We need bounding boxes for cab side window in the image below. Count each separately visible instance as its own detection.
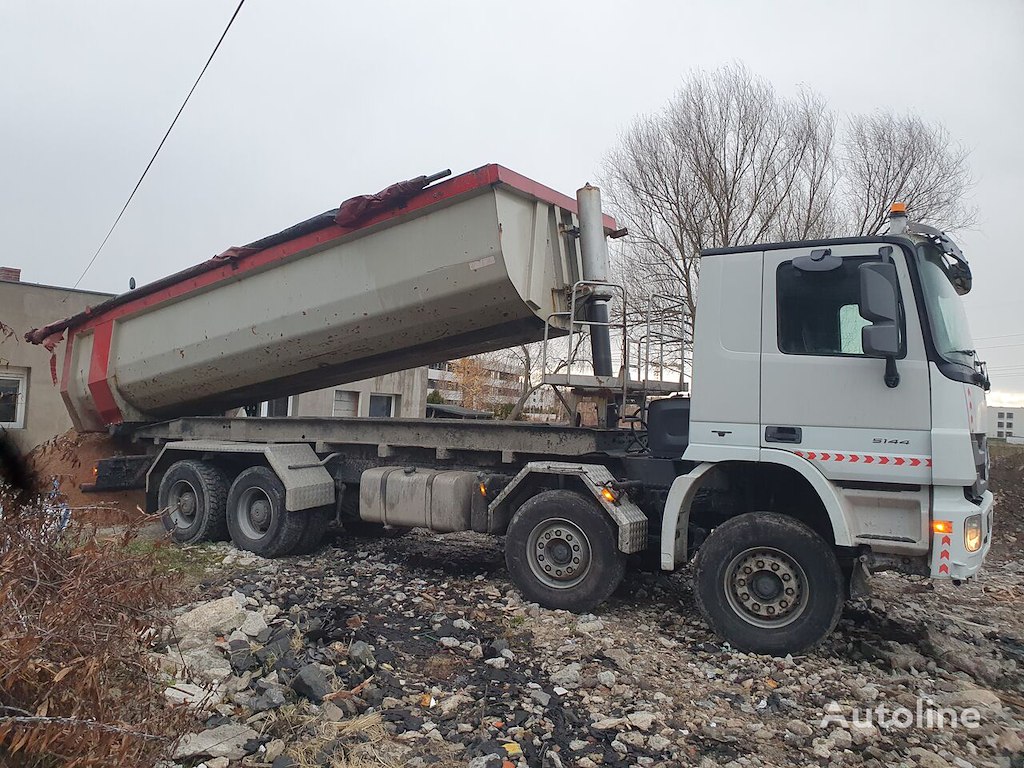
[777,256,879,356]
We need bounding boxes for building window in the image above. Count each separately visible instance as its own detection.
[998,431,1004,438]
[998,422,1005,428]
[1008,431,1015,437]
[333,390,359,417]
[998,411,1006,418]
[777,257,891,356]
[369,393,398,417]
[0,370,27,429]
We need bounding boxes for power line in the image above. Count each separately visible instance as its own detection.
[974,332,1024,341]
[69,0,246,292]
[977,342,1024,350]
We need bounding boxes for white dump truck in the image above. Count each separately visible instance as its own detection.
[28,165,993,654]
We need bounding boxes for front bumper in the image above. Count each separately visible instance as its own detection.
[930,488,994,580]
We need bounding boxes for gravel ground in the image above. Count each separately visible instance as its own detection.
[157,450,1024,768]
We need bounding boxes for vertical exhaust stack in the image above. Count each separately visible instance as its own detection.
[576,184,613,379]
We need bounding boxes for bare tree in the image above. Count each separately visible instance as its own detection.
[449,356,490,411]
[604,63,973,339]
[604,63,839,342]
[490,336,589,421]
[843,111,975,235]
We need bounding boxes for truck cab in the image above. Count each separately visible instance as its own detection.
[654,213,992,651]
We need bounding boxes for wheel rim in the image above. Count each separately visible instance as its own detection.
[525,517,592,589]
[724,546,808,629]
[236,486,274,540]
[167,479,200,530]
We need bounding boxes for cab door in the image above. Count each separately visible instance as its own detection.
[759,242,932,486]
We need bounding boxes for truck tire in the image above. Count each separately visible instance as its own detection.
[226,466,307,558]
[505,489,625,612]
[159,460,230,544]
[693,512,844,655]
[289,506,332,555]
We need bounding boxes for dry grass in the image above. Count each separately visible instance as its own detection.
[264,708,400,768]
[260,705,467,768]
[0,490,191,767]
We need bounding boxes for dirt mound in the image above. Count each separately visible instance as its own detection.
[26,430,146,525]
[990,444,1024,500]
[988,444,1024,557]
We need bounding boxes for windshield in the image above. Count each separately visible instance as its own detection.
[916,243,975,368]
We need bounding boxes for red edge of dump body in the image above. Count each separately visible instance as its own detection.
[37,164,617,427]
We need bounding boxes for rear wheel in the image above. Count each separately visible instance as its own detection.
[159,460,229,544]
[693,511,844,655]
[504,489,625,612]
[226,466,306,557]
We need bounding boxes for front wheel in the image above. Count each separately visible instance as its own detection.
[693,512,844,655]
[505,489,625,612]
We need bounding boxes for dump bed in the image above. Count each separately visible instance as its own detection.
[32,165,611,431]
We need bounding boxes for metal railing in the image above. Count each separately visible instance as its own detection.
[540,280,688,420]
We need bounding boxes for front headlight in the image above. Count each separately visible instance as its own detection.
[965,514,983,553]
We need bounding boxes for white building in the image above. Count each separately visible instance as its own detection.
[523,385,560,419]
[427,358,525,408]
[987,406,1021,440]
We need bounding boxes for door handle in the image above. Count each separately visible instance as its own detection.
[765,426,802,444]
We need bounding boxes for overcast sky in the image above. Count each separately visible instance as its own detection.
[1,0,1022,400]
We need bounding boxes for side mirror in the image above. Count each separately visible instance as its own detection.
[859,262,900,358]
[859,262,901,388]
[862,323,899,358]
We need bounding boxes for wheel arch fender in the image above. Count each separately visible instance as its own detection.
[660,462,718,570]
[660,452,853,571]
[489,461,647,554]
[760,449,852,546]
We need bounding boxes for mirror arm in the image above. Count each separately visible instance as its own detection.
[884,357,900,389]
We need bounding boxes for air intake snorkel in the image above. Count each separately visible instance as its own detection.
[886,202,972,295]
[907,222,972,296]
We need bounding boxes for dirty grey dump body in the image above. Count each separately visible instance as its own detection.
[44,165,606,433]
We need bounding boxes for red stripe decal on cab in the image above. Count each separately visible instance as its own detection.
[792,450,932,468]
